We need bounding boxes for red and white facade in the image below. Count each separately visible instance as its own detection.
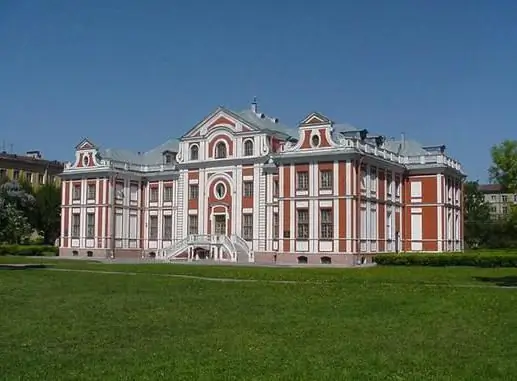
[59,102,465,265]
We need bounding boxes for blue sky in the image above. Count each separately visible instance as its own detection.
[1,0,516,181]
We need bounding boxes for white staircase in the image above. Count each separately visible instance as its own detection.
[157,234,253,263]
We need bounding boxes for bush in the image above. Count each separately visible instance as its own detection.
[374,253,517,268]
[0,245,58,256]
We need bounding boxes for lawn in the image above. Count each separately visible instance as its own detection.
[1,259,517,380]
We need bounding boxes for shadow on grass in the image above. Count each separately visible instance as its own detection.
[0,264,48,271]
[473,276,517,288]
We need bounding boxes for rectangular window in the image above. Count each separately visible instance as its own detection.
[0,168,6,178]
[386,173,393,197]
[273,213,279,239]
[189,184,199,200]
[502,195,508,203]
[86,213,95,238]
[297,171,309,190]
[370,167,377,194]
[130,183,139,201]
[395,176,401,197]
[150,187,159,203]
[149,216,158,240]
[188,215,198,235]
[360,166,367,192]
[242,214,253,241]
[25,172,33,183]
[320,170,333,190]
[87,183,96,200]
[273,179,279,197]
[162,215,172,240]
[13,170,19,180]
[297,209,309,239]
[71,213,80,238]
[320,209,333,240]
[129,214,138,239]
[73,184,81,200]
[243,181,253,197]
[38,173,44,184]
[163,185,173,202]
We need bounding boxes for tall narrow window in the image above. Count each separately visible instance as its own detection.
[188,215,198,235]
[87,183,96,201]
[273,213,279,240]
[190,145,199,160]
[320,170,333,190]
[297,209,309,239]
[244,139,254,156]
[86,213,95,238]
[149,216,158,240]
[163,215,173,240]
[189,184,199,200]
[320,209,333,239]
[273,179,279,197]
[150,187,159,202]
[297,172,309,191]
[386,173,393,197]
[71,213,81,238]
[360,166,367,193]
[215,142,227,158]
[73,184,81,200]
[243,181,254,197]
[163,185,173,202]
[370,167,377,194]
[242,214,253,241]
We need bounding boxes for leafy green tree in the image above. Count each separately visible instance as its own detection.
[33,183,62,245]
[0,181,35,244]
[464,181,491,248]
[489,140,517,192]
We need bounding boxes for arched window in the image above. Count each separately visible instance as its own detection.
[190,145,199,160]
[215,142,227,159]
[243,139,254,156]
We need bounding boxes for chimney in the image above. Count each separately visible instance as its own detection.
[251,97,258,114]
[401,132,405,149]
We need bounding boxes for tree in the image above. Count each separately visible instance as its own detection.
[33,183,61,245]
[463,181,491,248]
[489,140,517,192]
[0,181,35,244]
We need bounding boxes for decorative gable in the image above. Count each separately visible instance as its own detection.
[299,112,332,127]
[69,138,104,169]
[182,107,258,139]
[75,138,97,151]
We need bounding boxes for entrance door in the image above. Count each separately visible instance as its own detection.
[214,215,227,235]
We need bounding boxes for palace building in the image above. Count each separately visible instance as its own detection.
[59,101,465,265]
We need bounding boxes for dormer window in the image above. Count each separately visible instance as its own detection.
[190,145,199,160]
[215,142,227,159]
[243,139,254,156]
[163,151,174,165]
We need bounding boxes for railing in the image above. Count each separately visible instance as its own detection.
[219,235,237,261]
[231,235,254,263]
[158,237,189,260]
[156,234,252,262]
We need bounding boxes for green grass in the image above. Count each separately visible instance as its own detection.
[1,258,517,380]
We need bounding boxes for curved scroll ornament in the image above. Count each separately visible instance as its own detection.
[282,140,296,152]
[176,147,184,163]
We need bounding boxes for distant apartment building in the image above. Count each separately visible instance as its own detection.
[478,184,517,217]
[0,150,64,187]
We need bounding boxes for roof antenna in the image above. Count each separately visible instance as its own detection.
[251,96,258,114]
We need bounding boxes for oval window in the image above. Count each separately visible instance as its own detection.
[215,183,226,199]
[82,155,90,166]
[311,135,320,147]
